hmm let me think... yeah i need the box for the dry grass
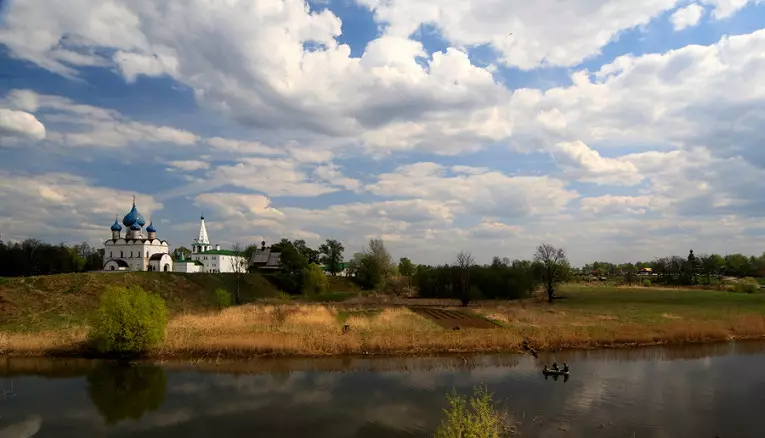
[4,284,765,358]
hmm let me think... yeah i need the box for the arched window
[110,266,115,271]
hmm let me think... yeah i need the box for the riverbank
[3,285,765,359]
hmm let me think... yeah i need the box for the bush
[213,288,232,309]
[89,285,168,355]
[435,385,508,438]
[302,263,329,295]
[642,279,651,287]
[734,277,760,294]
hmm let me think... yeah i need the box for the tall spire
[133,194,136,205]
[196,215,210,245]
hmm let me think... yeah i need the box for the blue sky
[1,0,765,265]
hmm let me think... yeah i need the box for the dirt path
[409,307,500,329]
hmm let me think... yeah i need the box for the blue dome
[146,222,157,233]
[122,201,146,227]
[110,218,122,231]
[130,222,142,231]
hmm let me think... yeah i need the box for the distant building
[638,267,654,276]
[102,197,173,272]
[249,241,281,271]
[172,216,247,273]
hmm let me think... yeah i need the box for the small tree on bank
[302,263,329,295]
[89,285,168,355]
[534,244,569,303]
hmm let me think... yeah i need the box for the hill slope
[0,271,287,331]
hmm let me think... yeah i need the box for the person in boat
[562,363,569,373]
[551,362,559,371]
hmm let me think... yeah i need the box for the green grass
[0,271,363,333]
[555,284,765,324]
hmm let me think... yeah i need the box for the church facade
[102,198,173,272]
[173,216,247,274]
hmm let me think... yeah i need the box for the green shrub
[734,277,760,294]
[435,385,508,438]
[213,288,232,308]
[89,285,168,355]
[642,279,651,287]
[302,263,329,295]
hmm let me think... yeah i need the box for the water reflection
[1,341,765,437]
[86,362,167,425]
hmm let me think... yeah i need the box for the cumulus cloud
[0,108,46,141]
[670,3,705,30]
[580,195,653,215]
[367,162,579,219]
[0,171,163,244]
[357,0,684,69]
[2,0,765,265]
[166,160,210,171]
[551,141,642,185]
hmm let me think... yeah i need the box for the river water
[2,341,765,437]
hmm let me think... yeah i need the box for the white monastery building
[103,197,173,272]
[173,216,247,274]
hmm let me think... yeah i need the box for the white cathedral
[102,198,246,274]
[103,197,173,272]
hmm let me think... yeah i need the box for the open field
[3,274,765,358]
[0,272,359,332]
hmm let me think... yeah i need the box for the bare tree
[534,244,568,303]
[456,251,475,306]
[230,241,247,305]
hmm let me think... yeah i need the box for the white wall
[173,262,203,273]
[190,253,247,273]
[104,237,170,271]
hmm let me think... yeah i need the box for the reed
[3,285,765,358]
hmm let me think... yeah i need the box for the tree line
[413,244,571,305]
[579,250,765,285]
[0,238,104,277]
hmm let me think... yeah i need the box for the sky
[1,0,765,266]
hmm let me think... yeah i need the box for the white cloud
[670,3,705,30]
[701,0,763,18]
[367,162,579,219]
[206,157,341,197]
[167,160,210,171]
[206,137,284,156]
[0,108,46,141]
[2,89,197,148]
[551,141,642,185]
[0,171,163,244]
[580,195,653,215]
[358,0,684,69]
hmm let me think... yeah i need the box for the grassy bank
[3,278,765,358]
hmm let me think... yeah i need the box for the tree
[230,241,247,304]
[302,263,329,295]
[277,241,309,294]
[700,253,724,284]
[534,244,569,303]
[456,251,475,306]
[352,239,393,290]
[686,249,698,284]
[172,246,191,260]
[319,239,345,276]
[293,239,321,264]
[398,257,416,276]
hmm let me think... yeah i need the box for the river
[2,341,765,437]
